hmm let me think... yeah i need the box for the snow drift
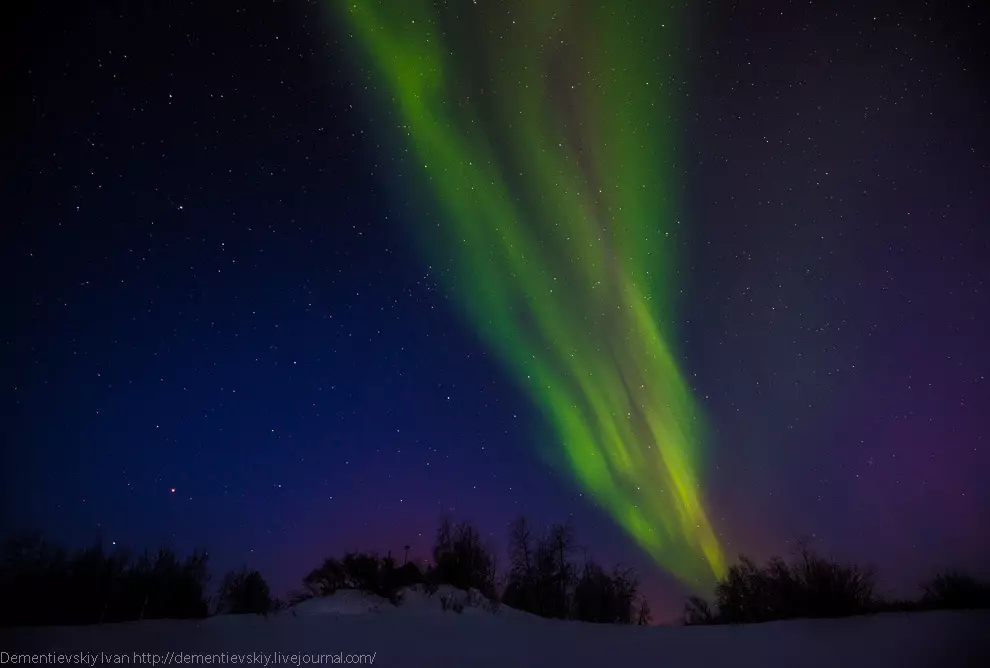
[2,587,986,667]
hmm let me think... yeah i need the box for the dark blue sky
[6,1,989,621]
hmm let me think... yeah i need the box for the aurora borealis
[343,0,725,588]
[7,0,989,623]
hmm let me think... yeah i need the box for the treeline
[683,540,990,625]
[297,515,651,625]
[1,515,647,627]
[297,517,497,603]
[0,534,277,626]
[502,517,646,624]
[5,527,987,628]
[0,534,211,626]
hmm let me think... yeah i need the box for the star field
[5,0,989,621]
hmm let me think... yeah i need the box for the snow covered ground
[2,587,987,667]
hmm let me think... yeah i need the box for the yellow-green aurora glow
[340,0,726,588]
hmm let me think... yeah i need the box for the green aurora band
[340,0,726,588]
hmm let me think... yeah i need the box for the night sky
[6,1,989,621]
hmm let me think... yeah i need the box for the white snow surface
[288,585,527,620]
[2,588,986,667]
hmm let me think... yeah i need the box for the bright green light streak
[338,0,726,588]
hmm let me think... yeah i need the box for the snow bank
[2,606,986,667]
[283,585,532,620]
[289,589,391,617]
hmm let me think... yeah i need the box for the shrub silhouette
[302,556,346,597]
[0,534,209,626]
[683,595,716,625]
[572,560,638,623]
[301,550,424,604]
[392,561,424,591]
[685,542,875,624]
[636,597,652,625]
[502,516,538,613]
[298,517,495,606]
[342,552,383,593]
[922,571,990,609]
[429,516,495,598]
[503,518,578,619]
[792,545,874,618]
[685,543,990,625]
[218,568,272,615]
[502,516,640,623]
